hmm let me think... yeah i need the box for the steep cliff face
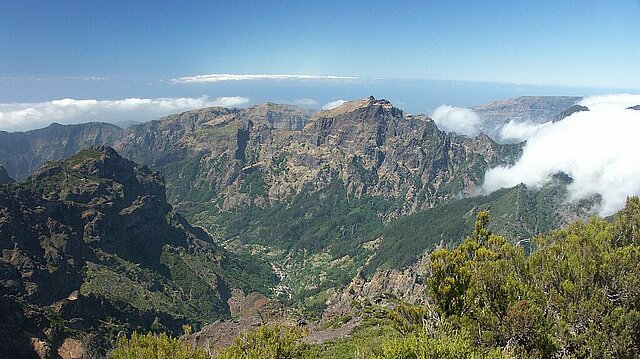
[0,122,123,180]
[110,97,520,217]
[0,146,274,358]
[296,97,519,212]
[0,165,13,184]
[0,98,523,215]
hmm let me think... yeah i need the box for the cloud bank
[483,94,640,216]
[322,100,348,110]
[430,105,482,137]
[498,120,549,143]
[0,96,249,132]
[171,73,356,84]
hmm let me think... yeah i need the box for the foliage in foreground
[425,197,640,357]
[112,324,310,359]
[214,323,311,358]
[111,332,209,359]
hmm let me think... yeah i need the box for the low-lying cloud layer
[483,94,640,216]
[498,120,549,143]
[171,73,356,84]
[430,105,482,137]
[0,96,249,132]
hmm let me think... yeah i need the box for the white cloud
[322,100,347,110]
[483,94,640,216]
[0,96,249,132]
[210,96,251,107]
[292,98,318,106]
[171,73,357,84]
[579,94,640,111]
[497,120,549,143]
[430,105,481,137]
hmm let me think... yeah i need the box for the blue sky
[1,1,639,131]
[2,0,639,87]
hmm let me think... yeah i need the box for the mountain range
[0,96,602,357]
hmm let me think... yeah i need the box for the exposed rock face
[322,254,430,321]
[186,292,300,351]
[0,146,262,357]
[111,97,520,215]
[57,338,84,359]
[552,104,589,122]
[0,122,123,180]
[0,99,525,216]
[627,105,640,111]
[0,164,13,184]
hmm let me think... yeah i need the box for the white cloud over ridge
[322,100,347,110]
[498,120,549,143]
[0,96,249,132]
[579,94,640,111]
[483,94,640,216]
[171,73,357,84]
[430,105,481,137]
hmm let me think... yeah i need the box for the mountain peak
[27,146,165,204]
[317,96,399,118]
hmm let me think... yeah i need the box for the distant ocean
[2,75,638,115]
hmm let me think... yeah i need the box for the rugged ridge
[112,97,521,216]
[0,146,273,357]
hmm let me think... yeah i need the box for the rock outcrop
[322,254,430,321]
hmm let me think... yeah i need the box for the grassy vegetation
[213,180,391,313]
[112,197,640,357]
[111,332,209,359]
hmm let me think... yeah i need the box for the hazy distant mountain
[0,122,123,180]
[473,95,582,134]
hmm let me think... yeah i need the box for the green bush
[213,324,310,359]
[111,332,209,359]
